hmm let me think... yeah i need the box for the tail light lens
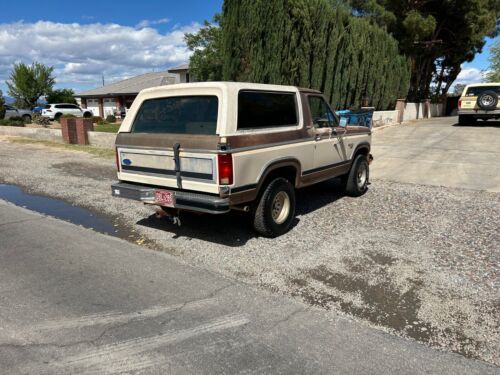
[458,99,462,109]
[115,149,120,171]
[217,154,233,185]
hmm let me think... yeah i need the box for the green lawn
[93,123,120,133]
[9,138,115,159]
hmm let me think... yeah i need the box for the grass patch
[93,123,120,133]
[9,137,115,159]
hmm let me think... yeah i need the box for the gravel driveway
[0,136,498,365]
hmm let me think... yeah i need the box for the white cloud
[454,67,486,85]
[136,18,171,29]
[0,20,199,91]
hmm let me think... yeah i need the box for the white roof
[140,81,302,95]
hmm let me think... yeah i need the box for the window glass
[237,91,298,129]
[464,86,500,96]
[131,96,218,134]
[308,96,337,128]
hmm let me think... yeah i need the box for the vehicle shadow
[453,120,500,128]
[136,178,347,247]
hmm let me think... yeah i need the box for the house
[74,64,190,118]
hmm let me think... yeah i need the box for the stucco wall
[371,110,399,127]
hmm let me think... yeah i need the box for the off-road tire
[22,114,31,124]
[477,90,498,110]
[253,177,296,237]
[345,154,369,197]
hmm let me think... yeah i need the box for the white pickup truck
[111,82,372,237]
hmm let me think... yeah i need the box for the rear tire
[22,114,31,124]
[83,111,92,118]
[253,178,296,237]
[344,154,369,197]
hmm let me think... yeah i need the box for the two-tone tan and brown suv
[111,82,372,237]
[458,83,500,124]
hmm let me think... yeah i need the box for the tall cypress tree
[222,0,410,110]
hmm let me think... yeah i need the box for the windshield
[464,86,500,97]
[131,96,218,134]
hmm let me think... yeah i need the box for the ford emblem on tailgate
[122,159,132,166]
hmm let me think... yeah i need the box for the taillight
[217,154,233,185]
[45,109,52,112]
[458,99,462,109]
[115,149,120,171]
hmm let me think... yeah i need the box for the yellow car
[458,83,500,124]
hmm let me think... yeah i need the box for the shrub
[0,117,25,127]
[105,115,116,123]
[32,114,51,127]
[60,114,76,118]
[92,116,103,124]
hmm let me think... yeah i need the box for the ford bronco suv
[458,83,500,124]
[111,82,372,237]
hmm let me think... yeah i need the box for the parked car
[41,104,93,121]
[4,105,32,123]
[111,82,372,237]
[32,105,45,115]
[458,83,500,124]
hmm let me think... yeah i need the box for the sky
[0,0,224,94]
[0,0,496,96]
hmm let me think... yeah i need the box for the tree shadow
[136,178,348,247]
[453,120,500,128]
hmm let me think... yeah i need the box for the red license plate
[154,190,175,207]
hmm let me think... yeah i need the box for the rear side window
[464,86,500,96]
[238,91,298,129]
[131,96,218,134]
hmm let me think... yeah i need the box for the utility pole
[102,74,105,87]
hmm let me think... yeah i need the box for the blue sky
[0,0,496,95]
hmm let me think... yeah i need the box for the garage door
[103,99,117,117]
[87,99,100,117]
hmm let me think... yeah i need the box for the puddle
[0,184,135,240]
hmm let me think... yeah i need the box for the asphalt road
[0,201,497,374]
[372,117,500,192]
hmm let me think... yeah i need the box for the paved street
[372,117,500,192]
[0,200,497,374]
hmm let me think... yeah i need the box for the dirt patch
[51,162,116,181]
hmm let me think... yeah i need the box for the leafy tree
[452,84,466,96]
[45,89,77,104]
[6,62,55,109]
[485,40,500,82]
[184,14,223,81]
[0,90,5,119]
[347,0,499,101]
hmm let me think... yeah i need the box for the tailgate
[117,147,219,194]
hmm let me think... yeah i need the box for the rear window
[238,91,298,129]
[131,96,218,134]
[464,86,500,96]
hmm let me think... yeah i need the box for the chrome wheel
[357,163,367,189]
[271,191,290,225]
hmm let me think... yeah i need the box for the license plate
[154,190,175,207]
